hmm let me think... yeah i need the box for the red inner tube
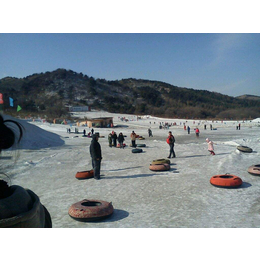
[75,170,94,179]
[68,199,114,222]
[210,174,242,188]
[149,163,170,171]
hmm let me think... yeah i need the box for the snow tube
[237,146,253,153]
[152,158,171,165]
[248,164,260,176]
[210,174,242,188]
[75,170,94,180]
[68,199,114,222]
[138,137,145,140]
[149,163,170,171]
[136,144,146,147]
[132,148,143,153]
[0,185,52,228]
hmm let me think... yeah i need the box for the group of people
[91,127,217,180]
[90,130,138,180]
[108,131,125,148]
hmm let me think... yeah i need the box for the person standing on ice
[167,131,176,158]
[187,126,190,134]
[130,131,137,147]
[108,133,112,147]
[90,134,102,180]
[195,127,200,138]
[111,131,118,147]
[118,132,125,148]
[206,138,215,155]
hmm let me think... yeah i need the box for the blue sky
[0,33,259,97]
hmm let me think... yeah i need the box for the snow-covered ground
[1,112,260,228]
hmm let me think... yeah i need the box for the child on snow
[206,138,215,155]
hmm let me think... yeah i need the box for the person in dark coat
[187,126,190,134]
[89,134,102,180]
[148,128,153,137]
[108,133,112,147]
[118,132,125,148]
[166,131,176,158]
[111,131,118,147]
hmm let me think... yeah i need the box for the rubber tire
[132,148,143,153]
[237,146,253,153]
[136,144,146,147]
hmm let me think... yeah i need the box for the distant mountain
[236,95,260,101]
[1,68,260,120]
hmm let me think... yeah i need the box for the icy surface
[1,112,260,228]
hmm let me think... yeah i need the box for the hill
[236,95,260,101]
[1,68,260,120]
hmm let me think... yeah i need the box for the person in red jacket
[195,127,200,138]
[167,131,176,158]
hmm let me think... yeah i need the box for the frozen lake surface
[1,112,260,228]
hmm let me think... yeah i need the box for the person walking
[167,131,176,158]
[148,128,153,137]
[206,138,215,155]
[118,132,125,148]
[89,134,102,180]
[130,131,137,148]
[187,126,190,134]
[195,127,200,138]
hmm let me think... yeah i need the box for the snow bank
[2,115,65,149]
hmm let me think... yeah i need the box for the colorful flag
[17,105,22,112]
[0,93,3,104]
[9,97,14,107]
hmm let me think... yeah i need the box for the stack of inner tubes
[149,158,171,171]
